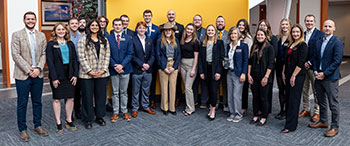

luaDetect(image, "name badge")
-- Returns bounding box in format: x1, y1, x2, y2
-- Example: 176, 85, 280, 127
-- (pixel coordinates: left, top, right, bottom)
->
53, 45, 60, 48
146, 41, 151, 45
236, 49, 242, 52
151, 29, 155, 32
120, 38, 126, 41
175, 31, 179, 33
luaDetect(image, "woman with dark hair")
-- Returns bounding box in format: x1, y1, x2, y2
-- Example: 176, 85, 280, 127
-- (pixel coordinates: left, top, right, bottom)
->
97, 16, 109, 37
198, 24, 224, 120
248, 29, 275, 126
236, 19, 253, 115
77, 19, 110, 129
156, 22, 181, 115
225, 27, 249, 123
46, 23, 78, 134
281, 24, 307, 133
258, 19, 278, 114
275, 19, 291, 120
180, 23, 200, 116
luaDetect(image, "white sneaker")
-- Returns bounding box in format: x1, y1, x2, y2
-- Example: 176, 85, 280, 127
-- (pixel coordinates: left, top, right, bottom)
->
226, 114, 235, 122
232, 117, 243, 123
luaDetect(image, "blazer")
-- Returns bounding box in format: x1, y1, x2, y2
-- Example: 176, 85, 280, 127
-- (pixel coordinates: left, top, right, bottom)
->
77, 35, 110, 79
312, 35, 343, 80
276, 38, 290, 66
124, 28, 135, 39
135, 23, 161, 45
284, 42, 308, 77
305, 28, 324, 63
160, 22, 184, 41
226, 42, 249, 77
249, 43, 275, 83
46, 41, 78, 81
11, 28, 47, 80
217, 30, 229, 50
108, 30, 134, 75
155, 39, 181, 70
196, 27, 206, 41
132, 35, 155, 74
198, 40, 225, 79
269, 35, 279, 58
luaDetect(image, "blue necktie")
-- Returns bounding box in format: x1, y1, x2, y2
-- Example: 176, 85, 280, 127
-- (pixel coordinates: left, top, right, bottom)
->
29, 31, 36, 66
147, 26, 151, 37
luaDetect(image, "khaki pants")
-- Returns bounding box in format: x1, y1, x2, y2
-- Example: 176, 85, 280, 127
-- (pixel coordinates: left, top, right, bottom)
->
302, 69, 319, 114
180, 58, 197, 113
159, 60, 178, 112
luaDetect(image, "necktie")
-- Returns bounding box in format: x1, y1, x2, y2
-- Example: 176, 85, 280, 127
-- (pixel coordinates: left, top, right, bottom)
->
117, 34, 120, 49
147, 26, 151, 37
29, 31, 36, 66
219, 31, 222, 40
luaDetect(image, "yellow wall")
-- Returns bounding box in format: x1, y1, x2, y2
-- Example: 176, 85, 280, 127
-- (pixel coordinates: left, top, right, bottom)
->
106, 0, 248, 32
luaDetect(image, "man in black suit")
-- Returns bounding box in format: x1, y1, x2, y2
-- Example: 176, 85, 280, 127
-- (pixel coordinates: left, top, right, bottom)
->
120, 14, 135, 38
160, 9, 185, 107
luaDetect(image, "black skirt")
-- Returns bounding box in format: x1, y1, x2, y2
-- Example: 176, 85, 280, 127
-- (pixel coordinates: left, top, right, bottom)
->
50, 65, 75, 99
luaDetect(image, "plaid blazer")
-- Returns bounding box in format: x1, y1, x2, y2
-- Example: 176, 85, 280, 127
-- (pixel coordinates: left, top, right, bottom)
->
11, 28, 46, 80
77, 35, 110, 79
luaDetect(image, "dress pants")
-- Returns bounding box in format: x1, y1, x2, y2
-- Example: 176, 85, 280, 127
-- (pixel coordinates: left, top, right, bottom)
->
110, 74, 130, 114
217, 69, 228, 106
315, 79, 339, 129
180, 58, 197, 113
80, 77, 108, 122
227, 71, 244, 118
202, 63, 219, 107
251, 76, 270, 118
16, 77, 43, 132
74, 78, 82, 114
284, 74, 305, 131
267, 70, 275, 113
132, 72, 152, 111
159, 60, 178, 112
302, 69, 319, 114
149, 60, 158, 101
276, 64, 286, 113
242, 78, 249, 110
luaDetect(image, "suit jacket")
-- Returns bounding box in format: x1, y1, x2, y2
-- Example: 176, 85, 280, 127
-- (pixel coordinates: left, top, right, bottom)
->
118, 28, 135, 39
135, 23, 161, 45
312, 36, 343, 80
198, 40, 225, 79
217, 30, 229, 51
276, 38, 290, 66
132, 35, 155, 74
108, 30, 134, 75
155, 39, 181, 70
305, 28, 324, 63
11, 28, 47, 80
226, 42, 249, 76
269, 35, 279, 58
160, 22, 184, 42
196, 27, 206, 42
46, 41, 78, 81
77, 35, 110, 79
249, 43, 275, 83
284, 42, 308, 77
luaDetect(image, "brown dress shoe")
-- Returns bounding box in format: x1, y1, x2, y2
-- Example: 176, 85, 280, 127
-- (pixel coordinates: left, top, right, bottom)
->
20, 130, 29, 142
34, 126, 48, 136
123, 113, 131, 121
311, 113, 320, 122
308, 122, 329, 128
110, 114, 118, 123
298, 110, 311, 117
150, 100, 156, 109
131, 111, 138, 118
144, 108, 156, 115
325, 128, 338, 137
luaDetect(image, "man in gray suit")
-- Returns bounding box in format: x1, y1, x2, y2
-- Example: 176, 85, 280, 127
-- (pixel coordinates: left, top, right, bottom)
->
11, 11, 48, 142
216, 16, 229, 112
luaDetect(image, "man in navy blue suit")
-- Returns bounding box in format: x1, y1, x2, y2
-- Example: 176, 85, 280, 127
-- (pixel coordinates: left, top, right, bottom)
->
120, 14, 135, 39
309, 20, 343, 137
108, 18, 134, 122
299, 14, 324, 122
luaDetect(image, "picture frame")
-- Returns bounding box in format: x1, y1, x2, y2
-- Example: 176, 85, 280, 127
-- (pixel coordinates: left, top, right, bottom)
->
41, 1, 72, 26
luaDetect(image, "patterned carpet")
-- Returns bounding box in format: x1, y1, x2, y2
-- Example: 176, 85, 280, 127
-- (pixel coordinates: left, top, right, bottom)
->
0, 92, 350, 146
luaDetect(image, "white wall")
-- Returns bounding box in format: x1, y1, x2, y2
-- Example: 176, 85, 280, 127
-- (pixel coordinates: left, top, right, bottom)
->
329, 4, 350, 56
249, 4, 260, 36
266, 0, 292, 35
7, 0, 39, 84
299, 0, 321, 30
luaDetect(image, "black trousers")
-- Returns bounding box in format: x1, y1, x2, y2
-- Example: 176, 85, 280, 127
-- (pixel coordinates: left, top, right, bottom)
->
242, 78, 249, 109
80, 77, 108, 122
267, 70, 275, 113
74, 78, 82, 113
149, 61, 158, 101
202, 63, 219, 107
276, 64, 286, 113
251, 76, 270, 118
285, 74, 305, 131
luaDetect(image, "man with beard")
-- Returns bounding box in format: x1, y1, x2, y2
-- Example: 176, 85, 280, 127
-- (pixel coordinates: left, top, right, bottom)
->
160, 9, 185, 107
120, 14, 135, 38
11, 11, 48, 142
68, 17, 83, 119
216, 16, 229, 112
193, 14, 206, 41
78, 17, 87, 34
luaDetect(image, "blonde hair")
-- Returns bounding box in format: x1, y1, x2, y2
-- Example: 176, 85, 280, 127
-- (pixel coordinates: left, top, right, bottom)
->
202, 24, 217, 47
50, 23, 70, 42
161, 29, 177, 48
289, 24, 305, 50
180, 23, 199, 45
277, 19, 291, 40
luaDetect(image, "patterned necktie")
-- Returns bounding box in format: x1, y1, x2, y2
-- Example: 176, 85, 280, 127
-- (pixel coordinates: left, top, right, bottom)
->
219, 31, 222, 40
117, 34, 120, 49
29, 31, 36, 66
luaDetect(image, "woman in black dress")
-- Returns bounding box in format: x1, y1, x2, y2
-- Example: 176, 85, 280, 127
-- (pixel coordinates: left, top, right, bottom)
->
46, 23, 78, 134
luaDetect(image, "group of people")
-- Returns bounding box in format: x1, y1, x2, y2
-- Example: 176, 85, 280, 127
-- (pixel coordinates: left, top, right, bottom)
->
12, 9, 343, 142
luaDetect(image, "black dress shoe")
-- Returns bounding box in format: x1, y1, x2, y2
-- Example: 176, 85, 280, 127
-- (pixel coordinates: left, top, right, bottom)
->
84, 122, 93, 129
95, 118, 106, 126
169, 111, 177, 115
161, 110, 168, 115
275, 112, 286, 120
256, 120, 267, 126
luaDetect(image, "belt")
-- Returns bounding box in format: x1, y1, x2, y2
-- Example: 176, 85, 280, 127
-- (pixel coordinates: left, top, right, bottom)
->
167, 58, 174, 61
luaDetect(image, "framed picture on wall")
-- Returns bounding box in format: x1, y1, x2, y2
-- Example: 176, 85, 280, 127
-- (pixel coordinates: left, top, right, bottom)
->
41, 1, 71, 26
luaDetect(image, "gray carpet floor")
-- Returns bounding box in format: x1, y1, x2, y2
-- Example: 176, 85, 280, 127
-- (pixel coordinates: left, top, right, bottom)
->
1, 93, 350, 146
